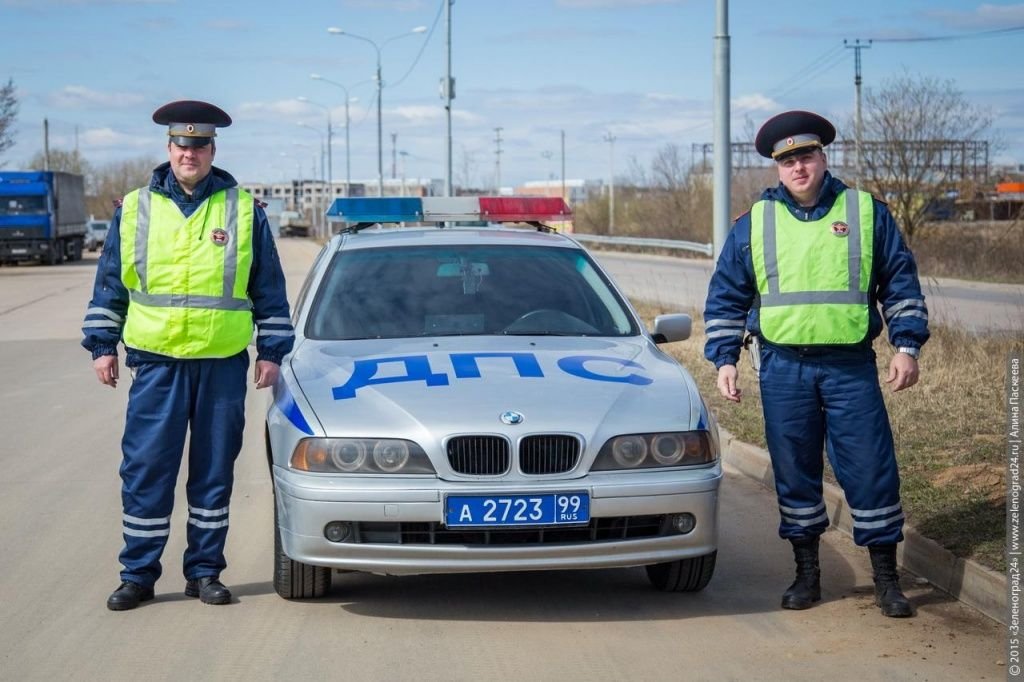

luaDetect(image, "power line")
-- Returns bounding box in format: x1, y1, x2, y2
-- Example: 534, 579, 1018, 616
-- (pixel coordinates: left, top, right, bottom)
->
389, 0, 445, 89
870, 24, 1024, 43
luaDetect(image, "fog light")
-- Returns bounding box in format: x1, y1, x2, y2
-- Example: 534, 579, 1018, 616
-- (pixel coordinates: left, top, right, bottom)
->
324, 521, 352, 543
668, 513, 696, 534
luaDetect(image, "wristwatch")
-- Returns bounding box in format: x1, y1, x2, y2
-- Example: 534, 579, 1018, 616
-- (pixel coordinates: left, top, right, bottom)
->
896, 346, 920, 360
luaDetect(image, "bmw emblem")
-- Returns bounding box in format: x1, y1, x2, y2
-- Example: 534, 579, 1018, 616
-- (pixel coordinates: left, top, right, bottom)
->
500, 411, 525, 425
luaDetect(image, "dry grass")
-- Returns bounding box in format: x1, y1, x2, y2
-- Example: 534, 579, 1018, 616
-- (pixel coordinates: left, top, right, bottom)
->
637, 302, 1018, 571
882, 220, 1023, 284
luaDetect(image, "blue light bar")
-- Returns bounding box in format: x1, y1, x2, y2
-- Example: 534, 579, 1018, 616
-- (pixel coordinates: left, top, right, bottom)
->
327, 197, 423, 223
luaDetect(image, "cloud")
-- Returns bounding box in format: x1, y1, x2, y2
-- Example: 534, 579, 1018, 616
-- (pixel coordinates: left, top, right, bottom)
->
2, 0, 171, 5
391, 105, 482, 125
237, 99, 319, 120
342, 0, 425, 11
557, 0, 682, 7
46, 85, 146, 110
79, 127, 154, 150
926, 3, 1024, 29
732, 94, 778, 113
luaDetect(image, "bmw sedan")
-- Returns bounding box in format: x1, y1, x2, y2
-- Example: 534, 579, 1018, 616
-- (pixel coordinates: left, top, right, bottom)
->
266, 197, 721, 599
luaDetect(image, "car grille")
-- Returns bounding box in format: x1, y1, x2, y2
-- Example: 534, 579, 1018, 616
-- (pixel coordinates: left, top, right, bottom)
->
519, 435, 580, 474
447, 434, 581, 475
350, 516, 663, 540
351, 516, 666, 545
447, 436, 510, 475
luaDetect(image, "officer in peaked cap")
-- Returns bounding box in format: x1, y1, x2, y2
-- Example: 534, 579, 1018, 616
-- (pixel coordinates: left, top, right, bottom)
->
703, 109, 930, 619
81, 99, 295, 611
754, 109, 836, 161
152, 99, 233, 147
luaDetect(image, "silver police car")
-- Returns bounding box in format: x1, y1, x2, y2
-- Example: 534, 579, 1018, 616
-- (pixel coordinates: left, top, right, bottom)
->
266, 197, 721, 599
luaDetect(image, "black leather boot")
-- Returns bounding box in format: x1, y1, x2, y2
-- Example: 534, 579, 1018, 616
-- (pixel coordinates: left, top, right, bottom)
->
868, 544, 913, 618
106, 580, 154, 611
781, 536, 821, 610
185, 576, 232, 605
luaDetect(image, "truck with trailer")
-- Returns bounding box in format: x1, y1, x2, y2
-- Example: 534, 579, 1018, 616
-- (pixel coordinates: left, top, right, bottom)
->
0, 171, 88, 265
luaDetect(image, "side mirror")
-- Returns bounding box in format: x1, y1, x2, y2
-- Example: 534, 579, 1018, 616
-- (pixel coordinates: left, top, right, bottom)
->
651, 313, 691, 344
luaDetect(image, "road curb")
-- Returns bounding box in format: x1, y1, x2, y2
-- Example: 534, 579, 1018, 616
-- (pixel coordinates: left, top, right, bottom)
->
719, 428, 1007, 625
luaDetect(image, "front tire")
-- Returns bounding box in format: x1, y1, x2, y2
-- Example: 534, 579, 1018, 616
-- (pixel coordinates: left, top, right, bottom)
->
645, 551, 717, 592
274, 504, 331, 599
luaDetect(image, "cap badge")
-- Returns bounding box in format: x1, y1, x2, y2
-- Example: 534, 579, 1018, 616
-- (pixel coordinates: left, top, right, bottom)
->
210, 228, 229, 246
186, 124, 195, 133
786, 137, 794, 147
831, 221, 849, 237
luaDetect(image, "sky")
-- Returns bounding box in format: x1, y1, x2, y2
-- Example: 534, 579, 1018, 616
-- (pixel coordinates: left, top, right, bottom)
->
2, 0, 1022, 189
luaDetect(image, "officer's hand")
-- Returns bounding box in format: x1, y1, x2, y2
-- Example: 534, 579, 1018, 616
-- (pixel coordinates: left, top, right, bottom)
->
885, 353, 919, 392
716, 364, 742, 403
254, 360, 280, 390
93, 355, 119, 388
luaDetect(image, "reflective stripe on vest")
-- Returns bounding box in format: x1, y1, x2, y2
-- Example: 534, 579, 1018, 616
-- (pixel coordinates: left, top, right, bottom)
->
119, 187, 255, 358
751, 189, 874, 345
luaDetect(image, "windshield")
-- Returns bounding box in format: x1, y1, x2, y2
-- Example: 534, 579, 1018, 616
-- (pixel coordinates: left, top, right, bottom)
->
307, 244, 638, 340
0, 195, 47, 216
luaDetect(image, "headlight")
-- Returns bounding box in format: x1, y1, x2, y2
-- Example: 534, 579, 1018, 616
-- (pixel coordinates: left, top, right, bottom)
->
592, 431, 717, 471
291, 438, 435, 474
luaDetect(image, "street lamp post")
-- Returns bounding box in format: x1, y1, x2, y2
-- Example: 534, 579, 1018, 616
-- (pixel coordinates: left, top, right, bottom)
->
603, 132, 616, 234
327, 25, 426, 196
296, 122, 325, 182
311, 74, 364, 198
296, 96, 333, 191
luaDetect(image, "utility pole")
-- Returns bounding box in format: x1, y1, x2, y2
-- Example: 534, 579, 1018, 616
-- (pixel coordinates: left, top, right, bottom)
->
560, 129, 566, 202
43, 118, 50, 171
391, 132, 398, 179
493, 126, 504, 194
603, 131, 616, 234
712, 0, 731, 260
443, 0, 454, 196
845, 38, 871, 189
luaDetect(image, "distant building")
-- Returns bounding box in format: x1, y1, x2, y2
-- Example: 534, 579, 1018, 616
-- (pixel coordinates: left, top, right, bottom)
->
515, 179, 603, 206
240, 178, 445, 213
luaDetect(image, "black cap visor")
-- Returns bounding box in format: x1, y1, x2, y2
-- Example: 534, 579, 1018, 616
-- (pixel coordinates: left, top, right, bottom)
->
169, 135, 213, 148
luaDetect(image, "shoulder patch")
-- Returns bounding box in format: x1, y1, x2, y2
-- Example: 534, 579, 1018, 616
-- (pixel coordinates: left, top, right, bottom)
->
112, 197, 123, 208
732, 209, 751, 223
255, 199, 268, 209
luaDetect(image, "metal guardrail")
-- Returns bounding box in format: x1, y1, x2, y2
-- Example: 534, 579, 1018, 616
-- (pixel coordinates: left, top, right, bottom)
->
571, 233, 714, 257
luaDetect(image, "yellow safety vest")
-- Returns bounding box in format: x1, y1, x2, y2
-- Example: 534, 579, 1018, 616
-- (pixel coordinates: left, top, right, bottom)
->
750, 189, 874, 345
119, 186, 254, 358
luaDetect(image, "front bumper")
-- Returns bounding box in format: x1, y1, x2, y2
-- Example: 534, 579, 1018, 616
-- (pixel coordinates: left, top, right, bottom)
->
273, 465, 722, 576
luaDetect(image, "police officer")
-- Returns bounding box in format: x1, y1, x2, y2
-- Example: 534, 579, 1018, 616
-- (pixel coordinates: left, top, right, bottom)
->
704, 110, 929, 618
82, 100, 294, 610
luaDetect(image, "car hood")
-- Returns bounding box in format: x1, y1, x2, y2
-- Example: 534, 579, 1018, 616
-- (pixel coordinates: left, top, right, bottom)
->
288, 336, 707, 448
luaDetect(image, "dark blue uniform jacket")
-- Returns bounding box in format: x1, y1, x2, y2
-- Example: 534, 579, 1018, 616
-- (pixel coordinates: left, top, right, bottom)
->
704, 172, 930, 369
81, 163, 294, 366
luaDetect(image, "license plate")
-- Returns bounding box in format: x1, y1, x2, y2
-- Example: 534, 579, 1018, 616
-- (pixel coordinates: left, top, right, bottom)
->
445, 492, 590, 527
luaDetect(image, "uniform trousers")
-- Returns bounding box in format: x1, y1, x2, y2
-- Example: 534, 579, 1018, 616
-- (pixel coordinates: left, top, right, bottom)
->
117, 352, 248, 587
758, 344, 904, 546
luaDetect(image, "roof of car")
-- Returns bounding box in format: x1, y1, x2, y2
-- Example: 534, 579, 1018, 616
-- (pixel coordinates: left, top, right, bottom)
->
335, 226, 581, 251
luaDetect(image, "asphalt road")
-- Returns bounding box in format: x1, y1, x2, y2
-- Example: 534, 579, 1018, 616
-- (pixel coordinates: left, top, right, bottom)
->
592, 250, 1024, 334
0, 241, 1005, 682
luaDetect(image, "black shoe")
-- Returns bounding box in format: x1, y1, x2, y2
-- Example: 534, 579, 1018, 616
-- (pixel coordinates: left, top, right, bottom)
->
868, 544, 914, 618
106, 581, 154, 611
185, 576, 232, 605
781, 536, 822, 610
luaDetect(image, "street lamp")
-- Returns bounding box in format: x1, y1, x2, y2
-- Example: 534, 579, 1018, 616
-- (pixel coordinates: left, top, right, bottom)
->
310, 74, 365, 198
327, 25, 427, 196
603, 132, 616, 234
296, 97, 333, 190
296, 122, 325, 183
